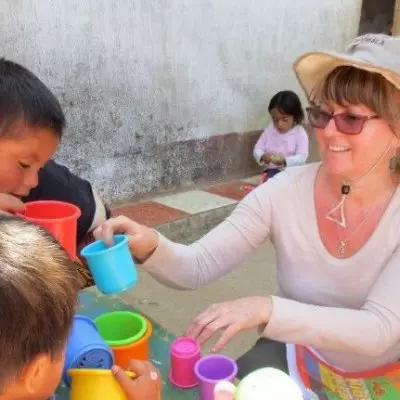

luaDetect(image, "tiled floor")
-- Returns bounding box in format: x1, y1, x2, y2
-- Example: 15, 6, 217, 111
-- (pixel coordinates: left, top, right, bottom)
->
112, 174, 261, 226
204, 180, 251, 201
112, 201, 189, 226
241, 175, 262, 185
154, 190, 237, 214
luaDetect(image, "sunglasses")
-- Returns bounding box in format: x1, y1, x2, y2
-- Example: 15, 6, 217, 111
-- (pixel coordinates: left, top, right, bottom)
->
306, 107, 379, 135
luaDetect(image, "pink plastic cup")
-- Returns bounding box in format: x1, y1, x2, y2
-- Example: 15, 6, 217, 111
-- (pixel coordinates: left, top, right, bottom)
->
169, 337, 201, 389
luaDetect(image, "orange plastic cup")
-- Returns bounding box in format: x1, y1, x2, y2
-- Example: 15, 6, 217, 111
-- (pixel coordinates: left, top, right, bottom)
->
111, 319, 153, 369
17, 201, 81, 260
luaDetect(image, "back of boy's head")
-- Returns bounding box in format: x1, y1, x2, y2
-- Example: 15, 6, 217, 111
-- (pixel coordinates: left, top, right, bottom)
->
0, 58, 65, 138
268, 90, 304, 124
0, 215, 81, 391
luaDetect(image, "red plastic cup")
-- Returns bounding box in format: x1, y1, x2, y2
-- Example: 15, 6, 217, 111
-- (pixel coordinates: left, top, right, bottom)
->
17, 201, 81, 260
169, 337, 201, 389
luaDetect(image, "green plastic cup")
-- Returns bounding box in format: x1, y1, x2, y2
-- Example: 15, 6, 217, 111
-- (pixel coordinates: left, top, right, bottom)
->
94, 311, 147, 347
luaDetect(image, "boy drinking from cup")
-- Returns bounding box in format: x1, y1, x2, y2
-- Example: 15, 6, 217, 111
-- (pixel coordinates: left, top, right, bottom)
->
0, 58, 110, 287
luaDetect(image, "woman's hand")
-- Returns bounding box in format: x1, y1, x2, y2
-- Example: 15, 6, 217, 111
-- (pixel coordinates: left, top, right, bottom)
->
0, 193, 25, 215
112, 360, 161, 400
93, 216, 159, 263
186, 296, 273, 352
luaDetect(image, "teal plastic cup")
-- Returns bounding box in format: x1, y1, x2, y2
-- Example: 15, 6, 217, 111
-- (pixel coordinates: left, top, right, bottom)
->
80, 234, 137, 295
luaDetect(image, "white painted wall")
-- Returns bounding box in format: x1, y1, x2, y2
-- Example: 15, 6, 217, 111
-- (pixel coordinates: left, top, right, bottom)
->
0, 0, 362, 201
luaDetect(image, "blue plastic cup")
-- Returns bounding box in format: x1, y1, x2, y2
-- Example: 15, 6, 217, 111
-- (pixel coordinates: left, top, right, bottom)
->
80, 234, 137, 295
63, 315, 114, 387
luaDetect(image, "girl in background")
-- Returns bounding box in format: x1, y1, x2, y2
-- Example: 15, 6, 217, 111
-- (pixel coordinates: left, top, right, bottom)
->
253, 90, 309, 179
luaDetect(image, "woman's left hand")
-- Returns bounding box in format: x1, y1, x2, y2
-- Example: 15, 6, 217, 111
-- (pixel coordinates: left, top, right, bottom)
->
185, 296, 273, 352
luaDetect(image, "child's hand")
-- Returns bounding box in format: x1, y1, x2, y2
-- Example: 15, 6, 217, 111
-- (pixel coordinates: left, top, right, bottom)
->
261, 152, 273, 163
214, 380, 236, 400
0, 193, 25, 215
112, 360, 161, 400
270, 154, 286, 166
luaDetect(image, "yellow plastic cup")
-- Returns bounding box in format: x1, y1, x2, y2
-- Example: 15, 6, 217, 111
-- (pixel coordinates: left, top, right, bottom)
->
68, 369, 136, 400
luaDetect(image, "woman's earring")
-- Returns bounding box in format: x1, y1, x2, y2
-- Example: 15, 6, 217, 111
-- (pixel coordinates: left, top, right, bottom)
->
389, 156, 397, 172
390, 155, 400, 173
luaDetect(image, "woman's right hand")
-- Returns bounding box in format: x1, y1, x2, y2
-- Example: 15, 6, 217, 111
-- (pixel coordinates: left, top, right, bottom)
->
0, 193, 25, 214
93, 216, 159, 263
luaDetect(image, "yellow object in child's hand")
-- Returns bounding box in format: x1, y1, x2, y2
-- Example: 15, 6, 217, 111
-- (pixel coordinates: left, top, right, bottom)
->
270, 155, 284, 164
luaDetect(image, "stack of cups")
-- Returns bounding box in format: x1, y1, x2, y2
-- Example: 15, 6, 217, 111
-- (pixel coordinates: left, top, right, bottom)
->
169, 337, 201, 389
63, 315, 114, 387
194, 355, 238, 400
95, 311, 153, 369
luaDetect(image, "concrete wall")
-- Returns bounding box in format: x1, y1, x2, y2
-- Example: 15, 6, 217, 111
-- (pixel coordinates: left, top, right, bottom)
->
1, 1, 362, 202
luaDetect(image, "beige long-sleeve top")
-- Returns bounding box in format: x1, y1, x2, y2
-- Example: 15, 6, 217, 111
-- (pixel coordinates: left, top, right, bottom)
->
142, 163, 400, 372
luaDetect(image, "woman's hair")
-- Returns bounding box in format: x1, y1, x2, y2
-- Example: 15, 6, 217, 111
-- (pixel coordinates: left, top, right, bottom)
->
0, 58, 65, 138
268, 90, 304, 124
310, 66, 400, 134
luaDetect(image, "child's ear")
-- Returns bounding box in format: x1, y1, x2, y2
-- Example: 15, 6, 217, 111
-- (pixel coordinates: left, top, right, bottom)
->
21, 354, 50, 394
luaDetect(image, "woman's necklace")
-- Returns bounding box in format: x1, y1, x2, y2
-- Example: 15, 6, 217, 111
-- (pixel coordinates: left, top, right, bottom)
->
335, 201, 384, 256
325, 138, 395, 228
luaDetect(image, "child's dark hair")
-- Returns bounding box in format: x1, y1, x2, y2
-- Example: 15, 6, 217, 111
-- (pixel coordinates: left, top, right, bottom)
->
0, 216, 81, 390
268, 90, 304, 124
0, 58, 65, 138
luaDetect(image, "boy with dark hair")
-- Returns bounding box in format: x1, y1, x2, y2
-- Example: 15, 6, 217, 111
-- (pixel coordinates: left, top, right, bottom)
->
0, 58, 109, 286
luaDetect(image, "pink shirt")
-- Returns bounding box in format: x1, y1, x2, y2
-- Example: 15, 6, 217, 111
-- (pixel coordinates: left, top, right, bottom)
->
253, 123, 309, 168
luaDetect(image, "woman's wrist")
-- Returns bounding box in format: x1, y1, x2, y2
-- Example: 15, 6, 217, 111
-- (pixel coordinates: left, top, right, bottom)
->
256, 295, 273, 325
134, 229, 159, 264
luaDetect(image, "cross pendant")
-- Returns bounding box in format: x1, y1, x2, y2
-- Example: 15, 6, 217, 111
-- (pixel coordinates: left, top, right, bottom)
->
338, 240, 346, 255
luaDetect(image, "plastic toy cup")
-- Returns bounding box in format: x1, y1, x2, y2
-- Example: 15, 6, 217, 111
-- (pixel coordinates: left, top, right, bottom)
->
195, 355, 238, 400
80, 234, 137, 295
95, 311, 147, 346
63, 315, 114, 387
16, 200, 81, 260
111, 319, 153, 369
68, 369, 136, 400
169, 337, 201, 388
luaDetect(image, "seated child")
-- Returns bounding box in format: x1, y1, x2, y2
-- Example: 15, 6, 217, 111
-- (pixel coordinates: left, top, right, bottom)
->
0, 58, 110, 287
253, 90, 309, 179
0, 215, 160, 400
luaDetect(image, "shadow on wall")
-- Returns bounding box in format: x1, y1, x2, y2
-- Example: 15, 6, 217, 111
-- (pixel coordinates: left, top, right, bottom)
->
358, 0, 395, 35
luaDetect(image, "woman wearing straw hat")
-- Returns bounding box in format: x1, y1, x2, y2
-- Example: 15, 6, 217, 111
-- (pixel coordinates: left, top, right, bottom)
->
95, 33, 400, 383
